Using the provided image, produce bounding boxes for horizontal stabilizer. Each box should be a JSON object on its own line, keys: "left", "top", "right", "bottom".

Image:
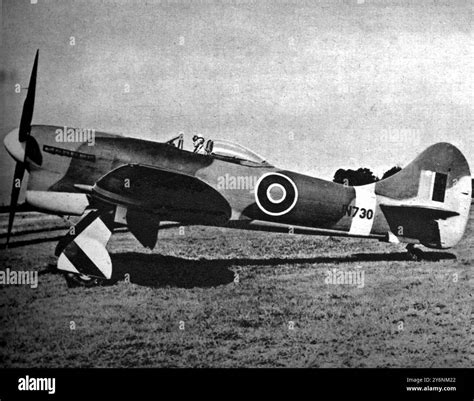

{"left": 380, "top": 204, "right": 459, "bottom": 220}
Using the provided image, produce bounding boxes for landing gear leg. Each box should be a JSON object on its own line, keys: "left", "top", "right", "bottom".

{"left": 406, "top": 244, "right": 424, "bottom": 261}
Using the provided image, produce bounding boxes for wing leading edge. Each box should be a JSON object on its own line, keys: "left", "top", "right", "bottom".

{"left": 91, "top": 164, "right": 231, "bottom": 225}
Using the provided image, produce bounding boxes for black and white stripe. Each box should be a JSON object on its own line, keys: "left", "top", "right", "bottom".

{"left": 57, "top": 208, "right": 115, "bottom": 279}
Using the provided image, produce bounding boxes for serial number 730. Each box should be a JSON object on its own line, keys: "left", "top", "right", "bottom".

{"left": 343, "top": 205, "right": 374, "bottom": 220}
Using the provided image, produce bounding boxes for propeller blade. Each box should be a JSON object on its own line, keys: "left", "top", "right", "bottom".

{"left": 5, "top": 50, "right": 40, "bottom": 247}
{"left": 6, "top": 162, "right": 26, "bottom": 247}
{"left": 18, "top": 49, "right": 39, "bottom": 142}
{"left": 25, "top": 135, "right": 43, "bottom": 166}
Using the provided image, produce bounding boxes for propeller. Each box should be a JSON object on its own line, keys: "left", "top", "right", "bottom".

{"left": 6, "top": 49, "right": 40, "bottom": 247}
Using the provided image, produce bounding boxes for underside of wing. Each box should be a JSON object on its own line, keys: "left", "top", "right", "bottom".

{"left": 91, "top": 164, "right": 231, "bottom": 226}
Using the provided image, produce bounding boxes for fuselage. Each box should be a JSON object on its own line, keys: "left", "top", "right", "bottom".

{"left": 14, "top": 125, "right": 389, "bottom": 240}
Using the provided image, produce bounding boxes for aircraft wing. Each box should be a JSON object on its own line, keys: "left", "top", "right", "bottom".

{"left": 90, "top": 164, "right": 232, "bottom": 226}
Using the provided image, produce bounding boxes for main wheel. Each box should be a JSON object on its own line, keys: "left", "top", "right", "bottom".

{"left": 63, "top": 272, "right": 104, "bottom": 288}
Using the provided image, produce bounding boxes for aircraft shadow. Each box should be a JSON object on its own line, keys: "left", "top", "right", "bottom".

{"left": 110, "top": 253, "right": 235, "bottom": 288}
{"left": 107, "top": 250, "right": 456, "bottom": 289}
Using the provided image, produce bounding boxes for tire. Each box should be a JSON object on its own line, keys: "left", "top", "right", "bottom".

{"left": 413, "top": 248, "right": 424, "bottom": 262}
{"left": 406, "top": 244, "right": 424, "bottom": 262}
{"left": 407, "top": 248, "right": 424, "bottom": 262}
{"left": 64, "top": 272, "right": 104, "bottom": 288}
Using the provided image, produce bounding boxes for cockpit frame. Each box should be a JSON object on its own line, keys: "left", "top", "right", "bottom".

{"left": 165, "top": 135, "right": 271, "bottom": 167}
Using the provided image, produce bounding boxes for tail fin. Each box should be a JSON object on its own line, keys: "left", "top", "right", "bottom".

{"left": 376, "top": 143, "right": 471, "bottom": 249}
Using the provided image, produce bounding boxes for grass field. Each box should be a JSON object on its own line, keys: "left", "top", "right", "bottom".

{"left": 0, "top": 208, "right": 472, "bottom": 368}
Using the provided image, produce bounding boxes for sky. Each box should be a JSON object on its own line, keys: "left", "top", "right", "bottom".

{"left": 1, "top": 0, "right": 472, "bottom": 205}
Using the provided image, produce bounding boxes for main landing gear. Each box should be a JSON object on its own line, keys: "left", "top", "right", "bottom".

{"left": 406, "top": 244, "right": 424, "bottom": 261}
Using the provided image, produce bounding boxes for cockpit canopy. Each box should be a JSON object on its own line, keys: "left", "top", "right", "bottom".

{"left": 209, "top": 140, "right": 267, "bottom": 165}
{"left": 165, "top": 134, "right": 269, "bottom": 166}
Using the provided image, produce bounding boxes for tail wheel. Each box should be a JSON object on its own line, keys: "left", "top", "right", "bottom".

{"left": 63, "top": 272, "right": 104, "bottom": 288}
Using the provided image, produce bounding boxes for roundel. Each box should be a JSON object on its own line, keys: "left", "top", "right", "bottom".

{"left": 255, "top": 172, "right": 298, "bottom": 216}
